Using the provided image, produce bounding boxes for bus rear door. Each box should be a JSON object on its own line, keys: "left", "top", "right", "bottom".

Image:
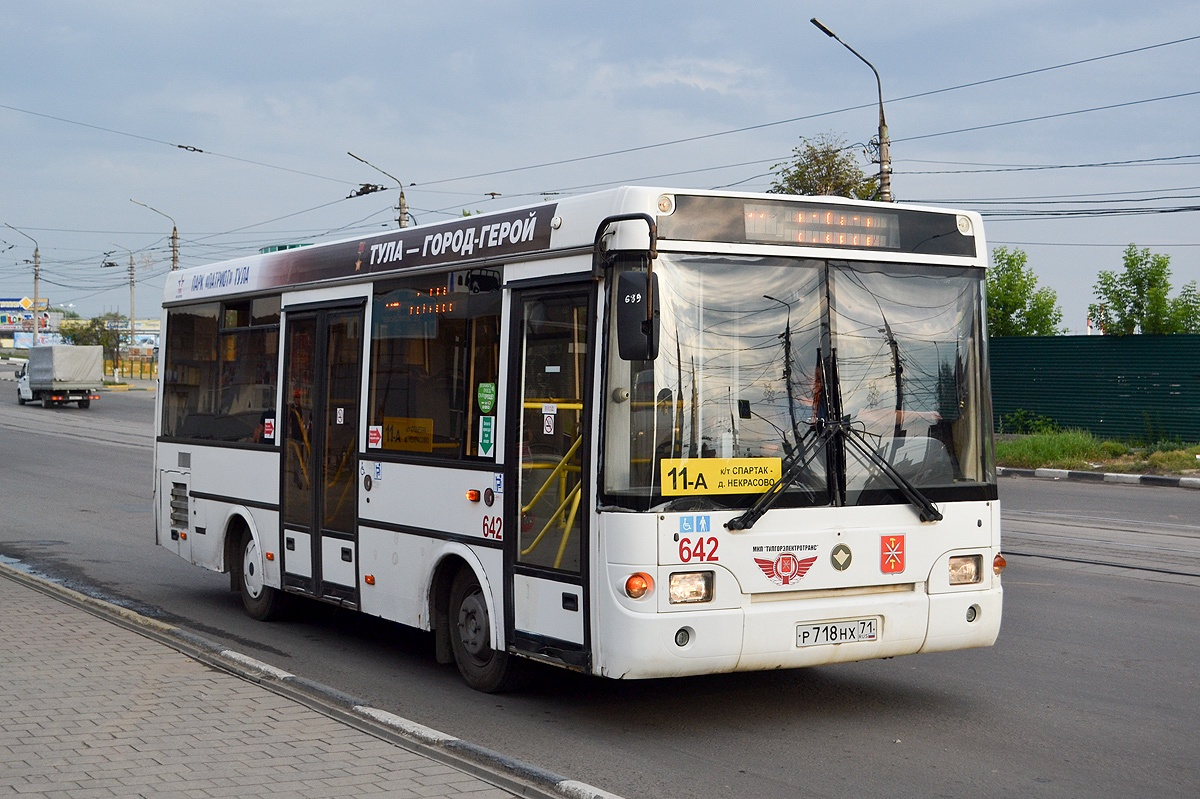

{"left": 280, "top": 303, "right": 365, "bottom": 607}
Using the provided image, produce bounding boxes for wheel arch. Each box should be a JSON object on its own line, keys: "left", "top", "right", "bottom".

{"left": 221, "top": 508, "right": 260, "bottom": 593}
{"left": 428, "top": 545, "right": 500, "bottom": 665}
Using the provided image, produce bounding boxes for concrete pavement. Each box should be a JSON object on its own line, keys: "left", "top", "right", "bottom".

{"left": 0, "top": 564, "right": 617, "bottom": 799}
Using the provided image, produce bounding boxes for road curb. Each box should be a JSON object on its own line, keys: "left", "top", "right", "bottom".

{"left": 102, "top": 383, "right": 156, "bottom": 392}
{"left": 997, "top": 466, "right": 1200, "bottom": 490}
{"left": 0, "top": 560, "right": 624, "bottom": 799}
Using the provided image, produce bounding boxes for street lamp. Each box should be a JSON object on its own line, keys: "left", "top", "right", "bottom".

{"left": 347, "top": 151, "right": 414, "bottom": 227}
{"left": 810, "top": 18, "right": 893, "bottom": 202}
{"left": 130, "top": 199, "right": 179, "bottom": 271}
{"left": 5, "top": 223, "right": 41, "bottom": 339}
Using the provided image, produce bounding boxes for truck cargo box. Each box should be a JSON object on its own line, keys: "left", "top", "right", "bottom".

{"left": 28, "top": 345, "right": 104, "bottom": 389}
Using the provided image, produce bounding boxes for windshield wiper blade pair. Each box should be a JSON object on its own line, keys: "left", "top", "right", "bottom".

{"left": 724, "top": 418, "right": 943, "bottom": 530}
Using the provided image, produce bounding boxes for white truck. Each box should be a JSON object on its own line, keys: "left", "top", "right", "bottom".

{"left": 15, "top": 345, "right": 104, "bottom": 408}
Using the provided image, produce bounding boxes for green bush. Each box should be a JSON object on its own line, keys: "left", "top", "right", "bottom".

{"left": 1143, "top": 438, "right": 1188, "bottom": 455}
{"left": 998, "top": 409, "right": 1060, "bottom": 435}
{"left": 1100, "top": 441, "right": 1129, "bottom": 457}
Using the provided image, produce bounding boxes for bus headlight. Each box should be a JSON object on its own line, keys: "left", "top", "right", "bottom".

{"left": 669, "top": 571, "right": 713, "bottom": 604}
{"left": 949, "top": 555, "right": 982, "bottom": 585}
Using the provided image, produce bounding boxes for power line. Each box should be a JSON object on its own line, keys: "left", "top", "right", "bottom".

{"left": 898, "top": 153, "right": 1200, "bottom": 175}
{"left": 0, "top": 102, "right": 352, "bottom": 185}
{"left": 993, "top": 239, "right": 1200, "bottom": 248}
{"left": 894, "top": 91, "right": 1200, "bottom": 145}
{"left": 411, "top": 34, "right": 1200, "bottom": 188}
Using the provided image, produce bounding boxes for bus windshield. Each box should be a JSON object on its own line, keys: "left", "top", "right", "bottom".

{"left": 603, "top": 253, "right": 995, "bottom": 511}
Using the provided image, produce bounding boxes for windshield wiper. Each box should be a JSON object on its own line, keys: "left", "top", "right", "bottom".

{"left": 724, "top": 423, "right": 832, "bottom": 531}
{"left": 841, "top": 427, "right": 943, "bottom": 522}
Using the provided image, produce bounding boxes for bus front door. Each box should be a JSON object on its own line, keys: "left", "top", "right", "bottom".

{"left": 508, "top": 286, "right": 592, "bottom": 669}
{"left": 280, "top": 304, "right": 364, "bottom": 607}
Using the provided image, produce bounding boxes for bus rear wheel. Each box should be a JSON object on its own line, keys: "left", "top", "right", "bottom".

{"left": 240, "top": 531, "right": 284, "bottom": 621}
{"left": 448, "top": 568, "right": 524, "bottom": 693}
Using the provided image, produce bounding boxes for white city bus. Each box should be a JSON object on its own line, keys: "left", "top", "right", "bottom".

{"left": 154, "top": 187, "right": 1004, "bottom": 691}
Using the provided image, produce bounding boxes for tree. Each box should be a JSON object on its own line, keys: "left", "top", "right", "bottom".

{"left": 60, "top": 314, "right": 124, "bottom": 364}
{"left": 769, "top": 132, "right": 878, "bottom": 199}
{"left": 1170, "top": 281, "right": 1200, "bottom": 333}
{"left": 1087, "top": 244, "right": 1200, "bottom": 334}
{"left": 986, "top": 246, "right": 1063, "bottom": 336}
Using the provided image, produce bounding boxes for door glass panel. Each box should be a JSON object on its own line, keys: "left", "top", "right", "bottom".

{"left": 322, "top": 311, "right": 361, "bottom": 535}
{"left": 283, "top": 315, "right": 316, "bottom": 530}
{"left": 518, "top": 293, "right": 589, "bottom": 573}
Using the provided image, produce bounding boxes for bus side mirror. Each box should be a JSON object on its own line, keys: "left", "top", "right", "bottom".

{"left": 616, "top": 271, "right": 659, "bottom": 361}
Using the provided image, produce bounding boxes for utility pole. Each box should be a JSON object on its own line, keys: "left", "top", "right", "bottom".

{"left": 348, "top": 152, "right": 412, "bottom": 227}
{"left": 5, "top": 223, "right": 41, "bottom": 341}
{"left": 764, "top": 294, "right": 800, "bottom": 452}
{"left": 131, "top": 200, "right": 179, "bottom": 270}
{"left": 106, "top": 245, "right": 136, "bottom": 366}
{"left": 810, "top": 18, "right": 893, "bottom": 202}
{"left": 128, "top": 251, "right": 135, "bottom": 350}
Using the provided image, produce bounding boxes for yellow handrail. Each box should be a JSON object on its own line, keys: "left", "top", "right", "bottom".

{"left": 520, "top": 482, "right": 582, "bottom": 570}
{"left": 520, "top": 435, "right": 582, "bottom": 514}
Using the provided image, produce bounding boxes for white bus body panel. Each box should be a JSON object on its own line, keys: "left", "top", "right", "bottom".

{"left": 592, "top": 500, "right": 1001, "bottom": 679}
{"left": 283, "top": 531, "right": 313, "bottom": 578}
{"left": 513, "top": 575, "right": 584, "bottom": 645}
{"left": 356, "top": 461, "right": 504, "bottom": 632}
{"left": 155, "top": 443, "right": 281, "bottom": 579}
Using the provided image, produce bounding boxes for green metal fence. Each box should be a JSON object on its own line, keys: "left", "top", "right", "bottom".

{"left": 990, "top": 335, "right": 1200, "bottom": 442}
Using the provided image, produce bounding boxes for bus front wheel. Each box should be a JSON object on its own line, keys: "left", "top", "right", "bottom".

{"left": 448, "top": 568, "right": 524, "bottom": 693}
{"left": 240, "top": 531, "right": 284, "bottom": 621}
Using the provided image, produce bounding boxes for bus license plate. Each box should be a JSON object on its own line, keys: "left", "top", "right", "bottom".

{"left": 797, "top": 618, "right": 878, "bottom": 647}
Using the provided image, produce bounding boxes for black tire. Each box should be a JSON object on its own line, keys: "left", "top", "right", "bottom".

{"left": 78, "top": 399, "right": 90, "bottom": 409}
{"left": 448, "top": 568, "right": 524, "bottom": 692}
{"left": 17, "top": 391, "right": 25, "bottom": 406}
{"left": 239, "top": 531, "right": 284, "bottom": 621}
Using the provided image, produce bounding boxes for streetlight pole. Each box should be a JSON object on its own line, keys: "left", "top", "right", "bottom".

{"left": 348, "top": 152, "right": 411, "bottom": 227}
{"left": 810, "top": 18, "right": 893, "bottom": 202}
{"left": 130, "top": 199, "right": 179, "bottom": 271}
{"left": 5, "top": 223, "right": 41, "bottom": 341}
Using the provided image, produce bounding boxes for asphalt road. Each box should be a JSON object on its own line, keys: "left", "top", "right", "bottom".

{"left": 2, "top": 388, "right": 1197, "bottom": 799}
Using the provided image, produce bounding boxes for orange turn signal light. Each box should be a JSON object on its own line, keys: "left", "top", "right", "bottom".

{"left": 265, "top": 552, "right": 275, "bottom": 561}
{"left": 993, "top": 553, "right": 1007, "bottom": 575}
{"left": 179, "top": 532, "right": 187, "bottom": 540}
{"left": 466, "top": 489, "right": 481, "bottom": 502}
{"left": 624, "top": 572, "right": 654, "bottom": 599}
{"left": 364, "top": 574, "right": 376, "bottom": 586}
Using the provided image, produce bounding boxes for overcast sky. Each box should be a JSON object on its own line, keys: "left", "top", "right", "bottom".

{"left": 2, "top": 1, "right": 1198, "bottom": 331}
